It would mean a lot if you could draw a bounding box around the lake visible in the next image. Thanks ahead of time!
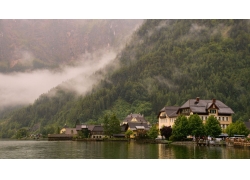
[0,139,250,159]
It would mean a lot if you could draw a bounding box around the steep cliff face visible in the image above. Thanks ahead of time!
[0,19,143,72]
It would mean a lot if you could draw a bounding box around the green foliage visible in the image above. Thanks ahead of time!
[225,119,250,136]
[0,20,143,73]
[77,129,90,138]
[56,127,60,134]
[172,115,189,140]
[16,128,29,139]
[1,20,250,138]
[204,115,222,137]
[188,114,205,137]
[40,126,56,137]
[125,129,133,138]
[102,113,121,136]
[147,124,159,139]
[160,126,172,140]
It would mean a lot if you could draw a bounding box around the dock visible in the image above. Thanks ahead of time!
[227,138,250,147]
[196,140,226,146]
[196,138,250,147]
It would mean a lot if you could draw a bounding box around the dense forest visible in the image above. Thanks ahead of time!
[1,19,250,138]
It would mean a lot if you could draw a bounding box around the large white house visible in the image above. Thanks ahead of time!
[158,97,234,130]
[157,106,179,128]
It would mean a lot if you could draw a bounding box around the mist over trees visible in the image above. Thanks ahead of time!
[0,19,143,72]
[0,19,143,116]
[1,19,250,138]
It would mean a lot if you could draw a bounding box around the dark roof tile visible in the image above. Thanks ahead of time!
[178,99,234,115]
[158,106,179,118]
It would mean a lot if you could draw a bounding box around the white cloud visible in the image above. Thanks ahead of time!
[0,50,117,110]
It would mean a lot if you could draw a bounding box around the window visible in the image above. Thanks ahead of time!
[181,108,190,114]
[226,117,228,121]
[210,109,216,114]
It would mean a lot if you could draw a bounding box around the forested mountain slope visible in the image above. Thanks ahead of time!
[1,19,250,138]
[0,19,142,72]
[0,19,143,122]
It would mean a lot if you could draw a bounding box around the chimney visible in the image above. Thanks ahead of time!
[196,97,200,102]
[212,98,216,103]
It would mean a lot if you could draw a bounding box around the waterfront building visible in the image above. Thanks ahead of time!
[158,97,234,130]
[158,106,179,128]
[177,97,234,130]
[122,113,150,138]
[122,113,149,125]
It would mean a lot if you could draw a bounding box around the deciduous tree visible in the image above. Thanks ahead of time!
[103,113,121,136]
[147,124,159,139]
[188,114,205,138]
[160,126,172,140]
[204,115,221,137]
[172,115,189,140]
[225,119,250,137]
[125,129,133,138]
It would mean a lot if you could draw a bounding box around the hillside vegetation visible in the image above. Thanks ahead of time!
[1,19,250,138]
[0,19,142,72]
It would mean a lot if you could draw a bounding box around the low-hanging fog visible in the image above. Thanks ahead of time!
[0,50,117,110]
[0,19,144,113]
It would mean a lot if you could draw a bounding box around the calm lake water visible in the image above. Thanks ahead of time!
[0,139,250,159]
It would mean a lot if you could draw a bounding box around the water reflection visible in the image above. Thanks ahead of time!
[0,140,250,159]
[157,144,250,159]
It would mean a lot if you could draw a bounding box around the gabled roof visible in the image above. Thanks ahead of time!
[76,125,100,131]
[123,113,148,124]
[120,124,128,132]
[76,124,88,131]
[177,98,234,114]
[92,125,103,132]
[157,106,179,118]
[87,125,95,131]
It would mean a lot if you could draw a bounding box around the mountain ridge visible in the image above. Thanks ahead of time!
[1,19,250,138]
